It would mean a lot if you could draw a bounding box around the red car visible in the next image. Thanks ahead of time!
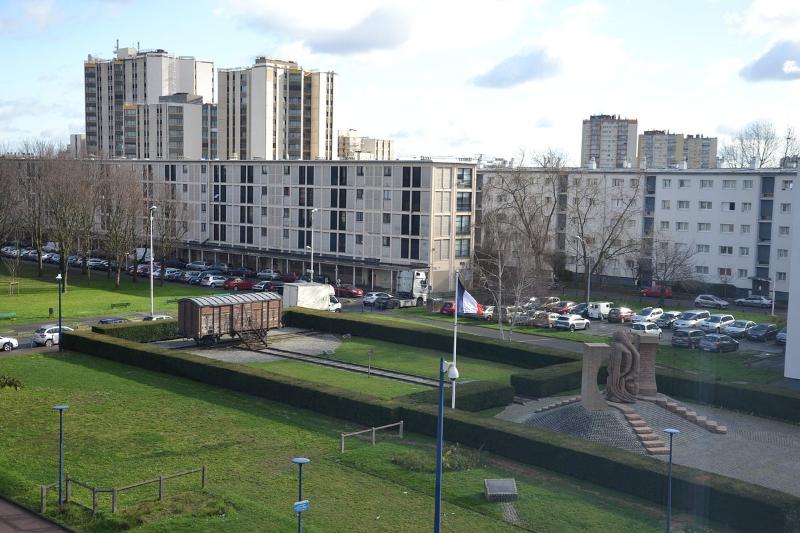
[440,302,455,315]
[335,285,364,298]
[550,301,577,314]
[223,277,256,291]
[281,272,299,282]
[640,286,673,298]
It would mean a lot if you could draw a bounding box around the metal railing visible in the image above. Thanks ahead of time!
[341,421,404,453]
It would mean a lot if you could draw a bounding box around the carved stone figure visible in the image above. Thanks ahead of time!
[605,331,640,403]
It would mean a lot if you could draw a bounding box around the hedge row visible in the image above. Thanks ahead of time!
[403,380,515,412]
[91,320,180,343]
[283,309,577,369]
[510,362,611,398]
[62,331,395,428]
[398,403,800,533]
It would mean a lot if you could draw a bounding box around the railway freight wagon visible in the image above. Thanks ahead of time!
[178,292,282,344]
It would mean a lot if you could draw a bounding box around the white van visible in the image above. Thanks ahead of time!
[588,302,614,320]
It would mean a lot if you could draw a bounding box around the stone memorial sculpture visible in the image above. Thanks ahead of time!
[605,331,640,403]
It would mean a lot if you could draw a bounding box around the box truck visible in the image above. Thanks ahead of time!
[396,270,429,306]
[282,283,341,312]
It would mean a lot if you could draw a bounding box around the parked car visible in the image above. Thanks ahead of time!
[33,325,74,346]
[281,272,299,283]
[655,311,681,329]
[746,323,780,342]
[671,329,705,349]
[180,270,200,283]
[97,318,131,325]
[0,335,19,351]
[672,310,711,329]
[571,302,589,318]
[607,307,634,323]
[698,334,739,353]
[211,262,230,273]
[187,260,210,271]
[223,277,256,291]
[776,327,788,345]
[640,286,673,298]
[251,280,280,292]
[587,302,614,320]
[143,314,173,321]
[364,292,392,306]
[200,274,227,288]
[630,322,662,337]
[631,307,664,324]
[696,314,735,333]
[532,311,560,328]
[163,268,183,281]
[335,285,364,298]
[694,294,729,309]
[482,306,495,321]
[440,302,455,315]
[187,272,205,285]
[374,295,400,310]
[549,301,577,314]
[734,295,773,308]
[554,314,591,331]
[257,269,282,280]
[227,267,256,278]
[300,274,331,283]
[721,320,756,339]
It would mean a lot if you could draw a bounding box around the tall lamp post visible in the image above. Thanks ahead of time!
[308,208,319,278]
[55,273,63,353]
[292,457,310,533]
[434,357,459,533]
[148,205,158,316]
[53,404,69,506]
[573,235,590,305]
[663,428,680,532]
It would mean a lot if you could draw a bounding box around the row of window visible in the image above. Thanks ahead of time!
[694,244,790,258]
[659,221,790,235]
[660,199,790,213]
[693,266,787,281]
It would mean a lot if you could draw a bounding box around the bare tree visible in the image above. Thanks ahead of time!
[98,165,144,287]
[645,233,699,306]
[720,121,780,168]
[17,141,60,277]
[152,182,188,285]
[472,210,512,339]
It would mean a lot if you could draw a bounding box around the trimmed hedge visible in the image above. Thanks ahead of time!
[403,380,515,412]
[91,320,180,343]
[63,331,397,428]
[511,362,609,398]
[283,309,577,369]
[398,403,800,533]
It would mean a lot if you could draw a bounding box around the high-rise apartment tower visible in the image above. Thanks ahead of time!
[581,114,638,169]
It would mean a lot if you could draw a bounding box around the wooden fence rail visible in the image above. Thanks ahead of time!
[40,466,206,515]
[340,421,403,453]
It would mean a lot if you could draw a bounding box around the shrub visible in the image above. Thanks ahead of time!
[511,363,609,398]
[91,320,180,343]
[392,443,481,473]
[402,380,514,412]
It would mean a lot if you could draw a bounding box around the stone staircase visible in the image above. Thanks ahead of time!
[531,396,581,414]
[654,397,727,434]
[609,403,669,455]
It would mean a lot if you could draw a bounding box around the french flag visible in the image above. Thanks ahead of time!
[456,277,478,315]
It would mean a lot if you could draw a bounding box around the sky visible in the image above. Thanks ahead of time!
[1,0,799,164]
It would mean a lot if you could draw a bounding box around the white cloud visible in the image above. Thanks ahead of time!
[724,0,800,39]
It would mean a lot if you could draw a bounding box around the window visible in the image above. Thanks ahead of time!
[356,212,363,222]
[677,200,689,209]
[357,166,364,176]
[283,229,289,239]
[261,227,267,236]
[781,203,791,213]
[699,201,712,210]
[700,179,713,189]
[679,179,690,188]
[777,272,787,281]
[283,208,289,219]
[356,234,363,244]
[283,186,290,196]
[261,186,268,196]
[660,221,670,230]
[612,178,623,187]
[661,200,670,210]
[739,247,749,256]
[718,267,732,277]
[457,168,472,187]
[261,207,268,216]
[356,188,364,200]
[201,222,206,232]
[742,202,752,212]
[721,202,736,211]
[695,265,709,274]
[201,164,207,174]
[283,165,290,175]
[455,238,470,258]
[261,165,269,175]
[629,178,639,188]
[182,183,188,193]
[696,244,710,253]
[676,221,688,231]
[383,166,392,177]
[719,224,733,233]
[738,269,748,278]
[697,222,711,231]
[781,179,794,190]
[201,184,207,194]
[779,226,790,236]
[662,178,672,188]
[455,215,471,235]
[383,213,391,224]
[382,236,390,247]
[778,248,789,258]
[743,179,753,189]
[719,246,733,255]
[723,180,736,189]
[383,190,391,201]
[201,204,206,213]
[456,192,472,211]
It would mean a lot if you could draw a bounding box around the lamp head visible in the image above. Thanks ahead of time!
[292,457,310,465]
[56,273,62,281]
[664,428,680,435]
[447,364,459,381]
[149,205,158,212]
[52,404,69,412]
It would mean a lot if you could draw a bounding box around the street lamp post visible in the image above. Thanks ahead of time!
[148,205,158,316]
[434,358,459,533]
[663,428,680,532]
[292,457,310,533]
[308,208,319,278]
[55,274,63,353]
[53,404,69,506]
[573,235,590,305]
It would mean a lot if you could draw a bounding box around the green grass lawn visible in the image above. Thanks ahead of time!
[0,264,211,326]
[244,359,428,400]
[656,345,783,384]
[0,352,703,532]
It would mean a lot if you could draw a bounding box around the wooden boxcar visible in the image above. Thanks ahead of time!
[178,292,282,343]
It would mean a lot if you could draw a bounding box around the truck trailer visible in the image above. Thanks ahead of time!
[396,270,429,306]
[282,282,341,312]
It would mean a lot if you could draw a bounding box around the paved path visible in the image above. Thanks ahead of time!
[0,497,67,532]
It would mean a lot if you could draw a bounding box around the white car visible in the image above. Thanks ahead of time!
[553,314,591,331]
[734,295,772,308]
[0,335,19,351]
[697,314,736,333]
[200,274,226,288]
[630,322,662,337]
[672,310,711,329]
[257,269,281,280]
[694,294,729,309]
[33,325,74,346]
[631,307,664,323]
[143,314,173,321]
[722,320,757,339]
[329,295,343,312]
[363,292,392,306]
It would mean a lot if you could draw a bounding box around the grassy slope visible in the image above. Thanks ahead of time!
[0,353,685,532]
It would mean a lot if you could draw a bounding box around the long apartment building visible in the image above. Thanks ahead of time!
[117,159,476,291]
[218,58,335,161]
[84,46,215,158]
[478,166,798,301]
[637,130,718,169]
[338,129,394,160]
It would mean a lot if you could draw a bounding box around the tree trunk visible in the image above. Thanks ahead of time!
[115,266,122,288]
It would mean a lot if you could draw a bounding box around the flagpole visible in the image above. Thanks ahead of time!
[452,271,458,409]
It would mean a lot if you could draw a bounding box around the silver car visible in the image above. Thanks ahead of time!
[696,314,735,333]
[672,310,710,330]
[722,320,756,339]
[0,335,19,351]
[33,325,74,346]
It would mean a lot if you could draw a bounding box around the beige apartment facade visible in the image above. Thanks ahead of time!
[637,131,717,169]
[580,114,638,169]
[338,129,394,160]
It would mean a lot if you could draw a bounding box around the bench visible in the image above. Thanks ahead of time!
[0,311,16,320]
[110,302,131,309]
